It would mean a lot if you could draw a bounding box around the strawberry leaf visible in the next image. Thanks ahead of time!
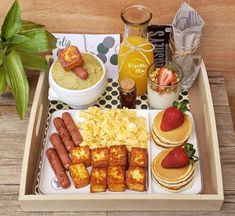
[166,62,174,71]
[184,143,199,162]
[173,101,189,112]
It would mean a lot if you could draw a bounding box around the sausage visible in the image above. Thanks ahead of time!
[53,117,75,152]
[49,133,72,170]
[62,112,83,146]
[46,148,70,189]
[73,66,89,80]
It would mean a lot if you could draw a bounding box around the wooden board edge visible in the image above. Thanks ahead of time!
[18,193,224,201]
[200,60,224,198]
[18,194,224,211]
[19,71,47,197]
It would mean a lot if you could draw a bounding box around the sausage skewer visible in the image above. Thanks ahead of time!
[50,133,72,170]
[53,117,75,152]
[62,112,83,146]
[46,148,70,189]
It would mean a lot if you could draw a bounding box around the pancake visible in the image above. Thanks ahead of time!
[151,130,185,149]
[152,149,194,183]
[151,131,181,149]
[155,171,194,187]
[151,148,196,193]
[154,176,194,192]
[152,111,192,145]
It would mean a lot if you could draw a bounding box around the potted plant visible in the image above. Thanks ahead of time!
[0,0,57,119]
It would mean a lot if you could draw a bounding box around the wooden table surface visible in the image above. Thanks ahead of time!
[0,71,234,215]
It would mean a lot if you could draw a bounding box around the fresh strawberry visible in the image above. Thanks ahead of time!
[157,63,176,92]
[160,101,188,131]
[161,143,199,169]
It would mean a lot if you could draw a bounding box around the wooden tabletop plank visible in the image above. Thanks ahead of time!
[1,0,235,73]
[0,184,106,216]
[107,204,235,216]
[0,106,31,185]
[223,71,235,134]
[0,75,39,106]
[0,72,234,215]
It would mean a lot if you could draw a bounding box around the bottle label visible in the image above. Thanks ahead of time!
[128,58,147,78]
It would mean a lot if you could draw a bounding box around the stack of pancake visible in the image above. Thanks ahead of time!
[152,149,195,192]
[152,111,192,148]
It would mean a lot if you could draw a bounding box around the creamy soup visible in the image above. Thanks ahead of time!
[52,53,103,90]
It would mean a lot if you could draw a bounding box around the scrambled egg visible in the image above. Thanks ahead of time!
[77,107,149,151]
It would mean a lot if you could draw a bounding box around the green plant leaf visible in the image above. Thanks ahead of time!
[0,66,7,94]
[1,0,21,40]
[19,52,49,71]
[20,20,44,33]
[0,37,3,49]
[12,30,57,53]
[4,34,29,45]
[5,69,11,88]
[3,50,29,119]
[0,48,5,65]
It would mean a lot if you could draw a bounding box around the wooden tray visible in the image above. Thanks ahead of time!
[18,60,224,211]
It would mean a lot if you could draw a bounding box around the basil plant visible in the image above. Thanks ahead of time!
[0,0,56,119]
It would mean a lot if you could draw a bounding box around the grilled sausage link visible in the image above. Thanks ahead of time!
[62,112,83,146]
[46,148,70,188]
[73,66,88,80]
[53,117,75,152]
[50,133,72,170]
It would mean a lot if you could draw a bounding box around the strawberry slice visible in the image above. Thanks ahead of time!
[161,143,199,169]
[160,101,188,131]
[157,63,176,92]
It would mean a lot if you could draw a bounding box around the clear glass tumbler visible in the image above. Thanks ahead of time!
[147,62,183,109]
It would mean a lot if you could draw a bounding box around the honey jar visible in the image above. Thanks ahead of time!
[119,78,136,109]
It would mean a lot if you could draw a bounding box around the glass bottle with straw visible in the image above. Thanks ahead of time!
[118,4,154,96]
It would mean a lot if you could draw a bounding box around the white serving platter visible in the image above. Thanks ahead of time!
[149,110,202,194]
[38,109,201,195]
[39,109,151,195]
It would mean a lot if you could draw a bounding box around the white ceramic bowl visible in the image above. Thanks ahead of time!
[48,53,107,109]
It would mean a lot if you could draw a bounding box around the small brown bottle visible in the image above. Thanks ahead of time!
[119,78,136,109]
